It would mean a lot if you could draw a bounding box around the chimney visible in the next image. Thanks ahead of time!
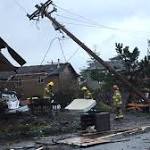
[57,59,60,68]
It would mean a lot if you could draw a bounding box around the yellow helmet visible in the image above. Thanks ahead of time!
[81,86,87,91]
[113,85,119,90]
[48,81,54,86]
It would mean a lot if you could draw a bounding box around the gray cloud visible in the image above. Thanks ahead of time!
[0,0,150,72]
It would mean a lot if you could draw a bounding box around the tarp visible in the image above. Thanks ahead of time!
[65,99,96,112]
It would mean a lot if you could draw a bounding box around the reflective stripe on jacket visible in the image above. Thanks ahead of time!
[113,90,122,106]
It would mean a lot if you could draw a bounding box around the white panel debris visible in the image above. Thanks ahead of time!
[65,99,96,112]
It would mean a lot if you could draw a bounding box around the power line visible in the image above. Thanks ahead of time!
[56,14,90,24]
[55,4,150,34]
[55,4,122,30]
[57,16,150,34]
[13,0,28,14]
[57,37,67,62]
[67,48,80,62]
[56,14,105,28]
[54,4,92,23]
[40,37,58,65]
[58,21,108,28]
[13,0,41,31]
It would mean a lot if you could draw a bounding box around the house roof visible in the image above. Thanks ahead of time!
[88,59,125,72]
[16,63,79,77]
[0,61,79,80]
[109,55,122,61]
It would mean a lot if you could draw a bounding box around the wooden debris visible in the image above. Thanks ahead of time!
[127,102,150,111]
[57,126,150,147]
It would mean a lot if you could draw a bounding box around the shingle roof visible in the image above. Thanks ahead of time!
[0,63,79,80]
[16,63,66,75]
[16,63,79,76]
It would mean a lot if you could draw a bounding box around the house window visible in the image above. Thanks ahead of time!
[38,76,44,84]
[17,78,22,87]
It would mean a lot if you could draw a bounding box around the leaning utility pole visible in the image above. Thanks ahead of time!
[27,0,148,101]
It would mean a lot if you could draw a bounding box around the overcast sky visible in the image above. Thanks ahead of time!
[0,0,150,72]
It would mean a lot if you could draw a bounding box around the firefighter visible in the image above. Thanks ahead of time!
[81,86,93,99]
[43,81,54,100]
[112,85,124,119]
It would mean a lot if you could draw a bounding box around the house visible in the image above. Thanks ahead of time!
[88,55,125,72]
[0,62,79,98]
[83,56,125,90]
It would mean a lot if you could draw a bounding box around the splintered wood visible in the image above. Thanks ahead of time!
[57,126,150,147]
[58,136,109,147]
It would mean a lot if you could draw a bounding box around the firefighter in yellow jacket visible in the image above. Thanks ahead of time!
[81,86,93,99]
[112,85,124,119]
[43,81,54,101]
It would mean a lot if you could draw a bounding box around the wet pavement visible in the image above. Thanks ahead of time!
[76,131,150,150]
[1,130,149,150]
[0,112,149,149]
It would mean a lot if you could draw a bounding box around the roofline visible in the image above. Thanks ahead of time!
[14,72,48,76]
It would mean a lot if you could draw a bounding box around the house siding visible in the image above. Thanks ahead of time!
[0,63,79,99]
[58,66,79,94]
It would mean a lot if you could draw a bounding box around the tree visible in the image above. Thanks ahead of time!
[138,56,150,88]
[80,50,115,91]
[115,43,140,86]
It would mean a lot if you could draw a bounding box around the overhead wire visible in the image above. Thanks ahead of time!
[57,21,107,28]
[54,4,93,23]
[13,0,28,14]
[55,14,124,32]
[57,37,67,62]
[40,37,58,65]
[13,0,41,31]
[55,4,150,34]
[55,14,90,24]
[54,4,124,31]
[67,48,80,62]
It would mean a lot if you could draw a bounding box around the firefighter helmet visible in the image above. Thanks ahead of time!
[113,85,119,90]
[48,81,54,86]
[81,86,87,91]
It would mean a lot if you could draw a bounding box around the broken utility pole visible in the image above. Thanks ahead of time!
[27,0,148,102]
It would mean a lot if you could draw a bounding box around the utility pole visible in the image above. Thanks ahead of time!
[27,0,148,101]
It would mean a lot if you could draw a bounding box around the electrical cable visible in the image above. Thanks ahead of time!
[57,21,107,28]
[54,4,92,23]
[13,0,40,31]
[55,14,90,24]
[13,0,28,14]
[55,4,150,33]
[55,4,122,30]
[67,48,80,62]
[57,37,67,62]
[55,14,125,32]
[40,37,58,65]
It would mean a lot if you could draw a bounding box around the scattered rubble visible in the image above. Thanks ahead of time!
[0,111,149,149]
